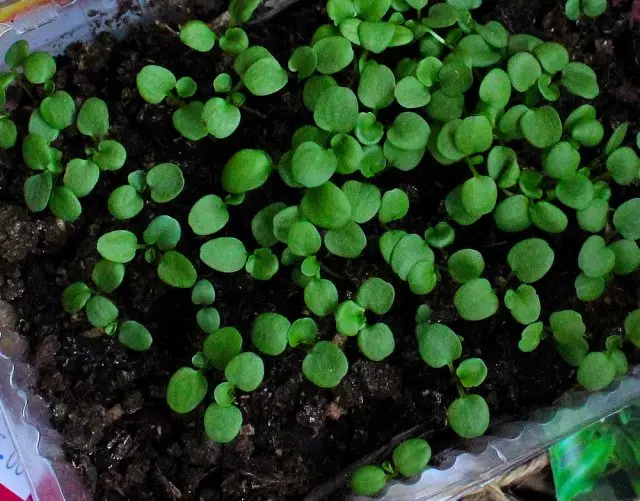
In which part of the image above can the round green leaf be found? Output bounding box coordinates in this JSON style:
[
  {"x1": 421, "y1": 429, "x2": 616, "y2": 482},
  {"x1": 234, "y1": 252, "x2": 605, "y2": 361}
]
[
  {"x1": 448, "y1": 249, "x2": 484, "y2": 283},
  {"x1": 180, "y1": 20, "x2": 216, "y2": 52},
  {"x1": 508, "y1": 52, "x2": 542, "y2": 92},
  {"x1": 176, "y1": 76, "x2": 197, "y2": 98},
  {"x1": 358, "y1": 323, "x2": 395, "y2": 361},
  {"x1": 447, "y1": 394, "x2": 490, "y2": 438},
  {"x1": 543, "y1": 141, "x2": 580, "y2": 179},
  {"x1": 301, "y1": 182, "x2": 352, "y2": 229},
  {"x1": 202, "y1": 97, "x2": 241, "y2": 139},
  {"x1": 251, "y1": 312, "x2": 291, "y2": 356},
  {"x1": 417, "y1": 322, "x2": 461, "y2": 368},
  {"x1": 303, "y1": 75, "x2": 337, "y2": 111},
  {"x1": 204, "y1": 404, "x2": 242, "y2": 443},
  {"x1": 77, "y1": 97, "x2": 109, "y2": 138},
  {"x1": 93, "y1": 140, "x2": 126, "y2": 171},
  {"x1": 222, "y1": 149, "x2": 272, "y2": 194},
  {"x1": 166, "y1": 367, "x2": 208, "y2": 413},
  {"x1": 287, "y1": 221, "x2": 322, "y2": 256},
  {"x1": 244, "y1": 57, "x2": 288, "y2": 96},
  {"x1": 117, "y1": 320, "x2": 152, "y2": 351},
  {"x1": 550, "y1": 310, "x2": 586, "y2": 344},
  {"x1": 313, "y1": 36, "x2": 354, "y2": 74},
  {"x1": 461, "y1": 176, "x2": 497, "y2": 216},
  {"x1": 519, "y1": 321, "x2": 544, "y2": 352},
  {"x1": 196, "y1": 307, "x2": 221, "y2": 334},
  {"x1": 610, "y1": 239, "x2": 640, "y2": 275},
  {"x1": 607, "y1": 147, "x2": 640, "y2": 185},
  {"x1": 520, "y1": 106, "x2": 562, "y2": 148},
  {"x1": 92, "y1": 259, "x2": 125, "y2": 294},
  {"x1": 408, "y1": 260, "x2": 438, "y2": 295},
  {"x1": 49, "y1": 186, "x2": 82, "y2": 222},
  {"x1": 302, "y1": 341, "x2": 348, "y2": 388},
  {"x1": 0, "y1": 118, "x2": 17, "y2": 149},
  {"x1": 225, "y1": 352, "x2": 264, "y2": 392},
  {"x1": 454, "y1": 278, "x2": 499, "y2": 321},
  {"x1": 578, "y1": 235, "x2": 615, "y2": 278},
  {"x1": 577, "y1": 199, "x2": 609, "y2": 234},
  {"x1": 158, "y1": 251, "x2": 197, "y2": 288},
  {"x1": 189, "y1": 195, "x2": 229, "y2": 236},
  {"x1": 325, "y1": 221, "x2": 366, "y2": 258},
  {"x1": 456, "y1": 358, "x2": 488, "y2": 388},
  {"x1": 246, "y1": 248, "x2": 279, "y2": 280},
  {"x1": 504, "y1": 284, "x2": 540, "y2": 325},
  {"x1": 62, "y1": 282, "x2": 92, "y2": 314},
  {"x1": 533, "y1": 42, "x2": 569, "y2": 74},
  {"x1": 479, "y1": 68, "x2": 511, "y2": 109},
  {"x1": 334, "y1": 300, "x2": 366, "y2": 337},
  {"x1": 291, "y1": 142, "x2": 337, "y2": 188},
  {"x1": 143, "y1": 215, "x2": 181, "y2": 251},
  {"x1": 393, "y1": 438, "x2": 431, "y2": 477},
  {"x1": 289, "y1": 46, "x2": 318, "y2": 79},
  {"x1": 388, "y1": 112, "x2": 430, "y2": 151},
  {"x1": 108, "y1": 185, "x2": 143, "y2": 220},
  {"x1": 24, "y1": 172, "x2": 52, "y2": 212},
  {"x1": 288, "y1": 317, "x2": 318, "y2": 347},
  {"x1": 202, "y1": 327, "x2": 242, "y2": 369},
  {"x1": 63, "y1": 159, "x2": 100, "y2": 198},
  {"x1": 494, "y1": 195, "x2": 531, "y2": 232},
  {"x1": 507, "y1": 238, "x2": 554, "y2": 283},
  {"x1": 391, "y1": 233, "x2": 434, "y2": 280},
  {"x1": 356, "y1": 277, "x2": 395, "y2": 315},
  {"x1": 395, "y1": 76, "x2": 431, "y2": 108},
  {"x1": 251, "y1": 202, "x2": 286, "y2": 247},
  {"x1": 23, "y1": 51, "x2": 56, "y2": 84},
  {"x1": 358, "y1": 61, "x2": 396, "y2": 109},
  {"x1": 146, "y1": 163, "x2": 184, "y2": 203},
  {"x1": 530, "y1": 201, "x2": 568, "y2": 234},
  {"x1": 379, "y1": 188, "x2": 409, "y2": 223},
  {"x1": 200, "y1": 237, "x2": 247, "y2": 273},
  {"x1": 614, "y1": 199, "x2": 640, "y2": 240},
  {"x1": 342, "y1": 181, "x2": 381, "y2": 223},
  {"x1": 350, "y1": 466, "x2": 387, "y2": 497},
  {"x1": 136, "y1": 65, "x2": 176, "y2": 104},
  {"x1": 561, "y1": 62, "x2": 599, "y2": 99},
  {"x1": 577, "y1": 352, "x2": 616, "y2": 391},
  {"x1": 85, "y1": 296, "x2": 118, "y2": 328},
  {"x1": 332, "y1": 134, "x2": 364, "y2": 174},
  {"x1": 556, "y1": 173, "x2": 594, "y2": 210},
  {"x1": 575, "y1": 273, "x2": 606, "y2": 302},
  {"x1": 304, "y1": 278, "x2": 339, "y2": 316},
  {"x1": 314, "y1": 86, "x2": 359, "y2": 133},
  {"x1": 191, "y1": 279, "x2": 215, "y2": 305}
]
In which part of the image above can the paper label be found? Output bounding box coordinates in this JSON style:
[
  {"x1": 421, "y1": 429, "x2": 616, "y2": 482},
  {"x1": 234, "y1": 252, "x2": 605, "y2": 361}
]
[{"x1": 0, "y1": 415, "x2": 31, "y2": 501}]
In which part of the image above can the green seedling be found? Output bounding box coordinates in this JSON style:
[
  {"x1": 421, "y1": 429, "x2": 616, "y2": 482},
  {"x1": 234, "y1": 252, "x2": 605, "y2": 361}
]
[
  {"x1": 454, "y1": 278, "x2": 499, "y2": 321},
  {"x1": 504, "y1": 285, "x2": 541, "y2": 325},
  {"x1": 252, "y1": 312, "x2": 291, "y2": 355},
  {"x1": 448, "y1": 249, "x2": 485, "y2": 283},
  {"x1": 447, "y1": 394, "x2": 490, "y2": 438},
  {"x1": 167, "y1": 367, "x2": 209, "y2": 413},
  {"x1": 288, "y1": 317, "x2": 318, "y2": 347},
  {"x1": 357, "y1": 323, "x2": 395, "y2": 361},
  {"x1": 304, "y1": 278, "x2": 339, "y2": 316},
  {"x1": 565, "y1": 0, "x2": 607, "y2": 21},
  {"x1": 335, "y1": 300, "x2": 367, "y2": 337},
  {"x1": 204, "y1": 403, "x2": 243, "y2": 443},
  {"x1": 302, "y1": 341, "x2": 349, "y2": 388}
]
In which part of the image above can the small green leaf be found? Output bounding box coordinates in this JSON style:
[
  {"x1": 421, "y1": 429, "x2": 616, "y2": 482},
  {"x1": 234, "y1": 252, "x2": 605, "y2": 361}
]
[
  {"x1": 288, "y1": 317, "x2": 318, "y2": 347},
  {"x1": 157, "y1": 251, "x2": 197, "y2": 288},
  {"x1": 172, "y1": 101, "x2": 208, "y2": 141},
  {"x1": 332, "y1": 134, "x2": 364, "y2": 174},
  {"x1": 479, "y1": 68, "x2": 511, "y2": 109},
  {"x1": 85, "y1": 296, "x2": 119, "y2": 328},
  {"x1": 225, "y1": 351, "x2": 264, "y2": 392},
  {"x1": 23, "y1": 51, "x2": 56, "y2": 84},
  {"x1": 456, "y1": 358, "x2": 488, "y2": 388},
  {"x1": 417, "y1": 322, "x2": 461, "y2": 368},
  {"x1": 214, "y1": 382, "x2": 236, "y2": 407},
  {"x1": 222, "y1": 149, "x2": 272, "y2": 194},
  {"x1": 504, "y1": 285, "x2": 541, "y2": 325},
  {"x1": 303, "y1": 75, "x2": 337, "y2": 111},
  {"x1": 356, "y1": 277, "x2": 395, "y2": 315},
  {"x1": 561, "y1": 62, "x2": 599, "y2": 99},
  {"x1": 287, "y1": 221, "x2": 322, "y2": 256},
  {"x1": 577, "y1": 352, "x2": 616, "y2": 391},
  {"x1": 455, "y1": 116, "x2": 493, "y2": 155},
  {"x1": 203, "y1": 327, "x2": 242, "y2": 369},
  {"x1": 575, "y1": 273, "x2": 606, "y2": 301},
  {"x1": 117, "y1": 320, "x2": 152, "y2": 351},
  {"x1": 313, "y1": 36, "x2": 354, "y2": 74},
  {"x1": 390, "y1": 233, "x2": 434, "y2": 280},
  {"x1": 335, "y1": 300, "x2": 366, "y2": 336},
  {"x1": 550, "y1": 309, "x2": 586, "y2": 344},
  {"x1": 408, "y1": 260, "x2": 438, "y2": 295},
  {"x1": 136, "y1": 65, "x2": 176, "y2": 104},
  {"x1": 200, "y1": 237, "x2": 248, "y2": 273},
  {"x1": 543, "y1": 141, "x2": 580, "y2": 179},
  {"x1": 530, "y1": 201, "x2": 568, "y2": 234},
  {"x1": 350, "y1": 466, "x2": 387, "y2": 497},
  {"x1": 304, "y1": 278, "x2": 339, "y2": 316},
  {"x1": 197, "y1": 307, "x2": 221, "y2": 334},
  {"x1": 379, "y1": 188, "x2": 410, "y2": 224},
  {"x1": 358, "y1": 323, "x2": 395, "y2": 361},
  {"x1": 387, "y1": 112, "x2": 430, "y2": 151},
  {"x1": 425, "y1": 222, "x2": 455, "y2": 248},
  {"x1": 62, "y1": 282, "x2": 92, "y2": 313},
  {"x1": 289, "y1": 46, "x2": 318, "y2": 79},
  {"x1": 613, "y1": 198, "x2": 640, "y2": 240},
  {"x1": 302, "y1": 341, "x2": 348, "y2": 388},
  {"x1": 220, "y1": 27, "x2": 249, "y2": 54},
  {"x1": 555, "y1": 173, "x2": 594, "y2": 210},
  {"x1": 24, "y1": 172, "x2": 53, "y2": 212},
  {"x1": 507, "y1": 238, "x2": 555, "y2": 283},
  {"x1": 606, "y1": 147, "x2": 640, "y2": 185},
  {"x1": 578, "y1": 235, "x2": 615, "y2": 278},
  {"x1": 246, "y1": 248, "x2": 279, "y2": 280},
  {"x1": 244, "y1": 57, "x2": 288, "y2": 96},
  {"x1": 192, "y1": 279, "x2": 215, "y2": 305},
  {"x1": 146, "y1": 163, "x2": 184, "y2": 203},
  {"x1": 202, "y1": 97, "x2": 241, "y2": 139},
  {"x1": 448, "y1": 249, "x2": 485, "y2": 284},
  {"x1": 251, "y1": 312, "x2": 291, "y2": 356},
  {"x1": 314, "y1": 86, "x2": 359, "y2": 133},
  {"x1": 604, "y1": 122, "x2": 628, "y2": 156},
  {"x1": 0, "y1": 118, "x2": 17, "y2": 149},
  {"x1": 97, "y1": 230, "x2": 138, "y2": 263},
  {"x1": 533, "y1": 42, "x2": 569, "y2": 74},
  {"x1": 454, "y1": 278, "x2": 499, "y2": 321},
  {"x1": 301, "y1": 182, "x2": 352, "y2": 229},
  {"x1": 494, "y1": 195, "x2": 531, "y2": 232},
  {"x1": 92, "y1": 259, "x2": 125, "y2": 294},
  {"x1": 180, "y1": 20, "x2": 216, "y2": 52},
  {"x1": 461, "y1": 176, "x2": 497, "y2": 216},
  {"x1": 358, "y1": 61, "x2": 396, "y2": 109},
  {"x1": 5, "y1": 40, "x2": 29, "y2": 67},
  {"x1": 189, "y1": 195, "x2": 229, "y2": 236},
  {"x1": 519, "y1": 321, "x2": 544, "y2": 352},
  {"x1": 204, "y1": 404, "x2": 243, "y2": 443},
  {"x1": 291, "y1": 142, "x2": 337, "y2": 188},
  {"x1": 520, "y1": 106, "x2": 562, "y2": 148},
  {"x1": 49, "y1": 186, "x2": 82, "y2": 222},
  {"x1": 610, "y1": 239, "x2": 640, "y2": 275},
  {"x1": 392, "y1": 438, "x2": 431, "y2": 477},
  {"x1": 395, "y1": 76, "x2": 431, "y2": 108},
  {"x1": 77, "y1": 97, "x2": 109, "y2": 138},
  {"x1": 63, "y1": 159, "x2": 100, "y2": 198},
  {"x1": 176, "y1": 76, "x2": 197, "y2": 98},
  {"x1": 108, "y1": 185, "x2": 143, "y2": 220},
  {"x1": 252, "y1": 202, "x2": 286, "y2": 247},
  {"x1": 447, "y1": 394, "x2": 490, "y2": 438},
  {"x1": 325, "y1": 221, "x2": 366, "y2": 258},
  {"x1": 143, "y1": 215, "x2": 181, "y2": 251}
]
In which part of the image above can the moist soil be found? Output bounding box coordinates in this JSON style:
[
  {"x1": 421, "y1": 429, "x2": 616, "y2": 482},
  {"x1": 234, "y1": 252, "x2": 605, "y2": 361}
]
[{"x1": 1, "y1": 0, "x2": 640, "y2": 499}]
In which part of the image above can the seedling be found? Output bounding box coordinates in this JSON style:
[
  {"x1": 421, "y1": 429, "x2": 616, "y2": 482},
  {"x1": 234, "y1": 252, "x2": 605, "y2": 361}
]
[{"x1": 302, "y1": 341, "x2": 349, "y2": 388}]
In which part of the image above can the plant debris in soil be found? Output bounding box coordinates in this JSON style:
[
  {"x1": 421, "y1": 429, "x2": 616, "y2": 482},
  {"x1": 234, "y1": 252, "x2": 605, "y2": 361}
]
[{"x1": 0, "y1": 0, "x2": 639, "y2": 500}]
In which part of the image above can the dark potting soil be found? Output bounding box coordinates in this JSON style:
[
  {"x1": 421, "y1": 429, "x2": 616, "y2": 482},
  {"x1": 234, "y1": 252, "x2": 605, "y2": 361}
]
[{"x1": 1, "y1": 0, "x2": 640, "y2": 500}]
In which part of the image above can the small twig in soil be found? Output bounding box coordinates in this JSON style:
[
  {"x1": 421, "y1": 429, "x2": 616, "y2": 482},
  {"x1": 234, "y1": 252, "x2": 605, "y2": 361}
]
[
  {"x1": 302, "y1": 425, "x2": 424, "y2": 501},
  {"x1": 240, "y1": 105, "x2": 268, "y2": 119},
  {"x1": 155, "y1": 20, "x2": 178, "y2": 36}
]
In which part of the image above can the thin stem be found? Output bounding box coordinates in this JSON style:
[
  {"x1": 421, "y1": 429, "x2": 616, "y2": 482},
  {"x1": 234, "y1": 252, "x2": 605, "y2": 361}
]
[
  {"x1": 155, "y1": 20, "x2": 178, "y2": 36},
  {"x1": 240, "y1": 105, "x2": 267, "y2": 119},
  {"x1": 425, "y1": 28, "x2": 454, "y2": 49},
  {"x1": 593, "y1": 171, "x2": 612, "y2": 182},
  {"x1": 467, "y1": 162, "x2": 479, "y2": 178},
  {"x1": 448, "y1": 364, "x2": 466, "y2": 398}
]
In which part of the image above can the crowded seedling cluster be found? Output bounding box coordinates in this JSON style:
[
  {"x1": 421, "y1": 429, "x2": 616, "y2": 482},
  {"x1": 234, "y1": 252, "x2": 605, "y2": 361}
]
[{"x1": 3, "y1": 0, "x2": 640, "y2": 495}]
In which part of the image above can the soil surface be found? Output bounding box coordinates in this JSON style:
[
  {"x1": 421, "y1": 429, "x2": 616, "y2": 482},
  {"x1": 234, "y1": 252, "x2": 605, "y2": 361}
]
[{"x1": 1, "y1": 0, "x2": 640, "y2": 500}]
